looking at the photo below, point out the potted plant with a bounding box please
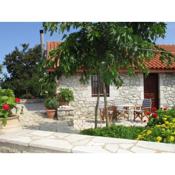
[44,97,58,119]
[57,88,74,106]
[0,89,21,131]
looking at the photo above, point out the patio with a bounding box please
[18,102,147,133]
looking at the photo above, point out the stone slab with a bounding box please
[30,138,72,152]
[0,129,175,153]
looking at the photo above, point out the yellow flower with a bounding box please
[137,135,142,140]
[147,130,152,135]
[163,117,167,121]
[165,121,169,125]
[156,136,162,142]
[161,124,166,127]
[169,136,175,142]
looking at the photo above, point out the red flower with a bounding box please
[151,107,157,112]
[2,104,10,111]
[152,113,158,118]
[15,98,20,103]
[146,111,151,115]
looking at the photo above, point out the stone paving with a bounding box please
[0,102,174,153]
[0,129,175,153]
[18,103,146,133]
[18,103,78,133]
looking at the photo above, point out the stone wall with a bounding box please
[57,74,144,119]
[159,73,175,107]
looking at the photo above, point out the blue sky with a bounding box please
[0,22,175,65]
[0,22,62,64]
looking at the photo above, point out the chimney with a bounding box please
[40,29,44,59]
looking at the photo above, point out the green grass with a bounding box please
[80,125,145,140]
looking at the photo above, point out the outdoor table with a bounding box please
[115,104,135,120]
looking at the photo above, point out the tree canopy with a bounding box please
[1,44,42,98]
[43,22,175,127]
[44,22,175,86]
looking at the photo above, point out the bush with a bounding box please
[146,108,175,127]
[81,125,144,140]
[44,97,58,109]
[0,89,20,126]
[157,108,175,118]
[137,116,175,143]
[57,88,74,103]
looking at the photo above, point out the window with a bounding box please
[91,75,110,97]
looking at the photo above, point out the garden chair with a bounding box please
[133,98,152,121]
[114,99,129,120]
[99,102,117,122]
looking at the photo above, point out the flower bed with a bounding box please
[81,108,175,144]
[137,108,175,143]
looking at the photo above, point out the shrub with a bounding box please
[44,97,58,109]
[146,108,175,127]
[57,88,74,103]
[157,108,175,118]
[0,89,20,126]
[81,125,144,140]
[137,116,175,143]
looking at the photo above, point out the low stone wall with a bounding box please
[57,74,144,119]
[0,129,174,153]
[159,73,175,107]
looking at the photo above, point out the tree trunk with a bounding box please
[103,82,109,127]
[94,75,100,128]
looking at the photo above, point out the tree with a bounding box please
[43,22,175,127]
[1,44,42,97]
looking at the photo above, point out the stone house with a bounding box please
[47,42,175,119]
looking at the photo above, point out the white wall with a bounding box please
[159,73,175,107]
[57,73,144,119]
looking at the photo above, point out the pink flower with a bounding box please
[146,111,151,115]
[151,107,157,112]
[15,98,20,103]
[152,113,158,119]
[2,104,10,111]
[164,107,168,110]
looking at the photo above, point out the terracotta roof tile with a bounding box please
[47,42,175,70]
[145,45,175,70]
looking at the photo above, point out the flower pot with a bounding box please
[46,109,56,119]
[0,115,21,133]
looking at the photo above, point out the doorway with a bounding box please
[144,73,159,109]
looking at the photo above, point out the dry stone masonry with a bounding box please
[159,73,175,107]
[57,74,144,120]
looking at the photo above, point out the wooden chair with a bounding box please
[133,99,152,121]
[99,103,118,122]
[114,99,129,120]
